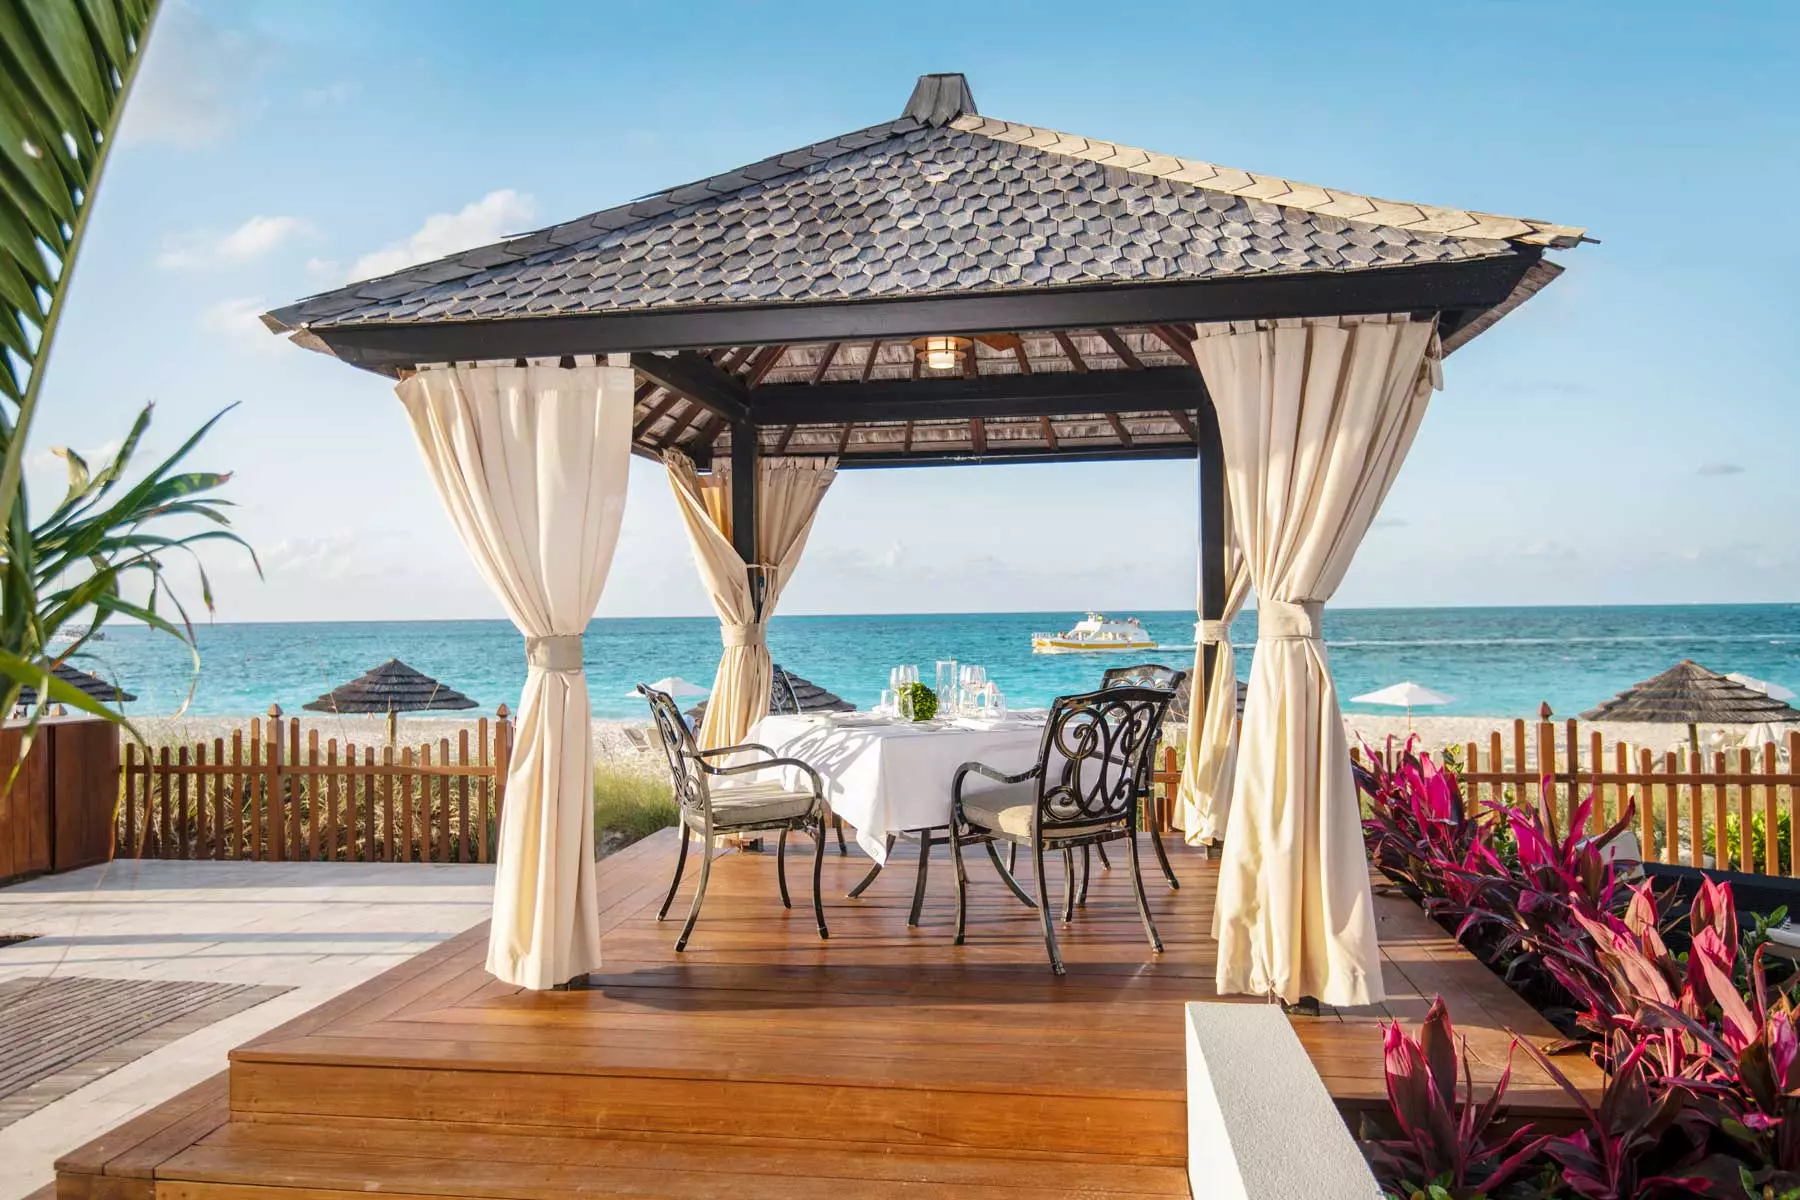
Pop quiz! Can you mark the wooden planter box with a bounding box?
[0,716,121,884]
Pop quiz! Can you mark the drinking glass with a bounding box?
[900,664,919,685]
[896,687,915,722]
[935,659,959,709]
[878,688,897,716]
[986,684,1006,720]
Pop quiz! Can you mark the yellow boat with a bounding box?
[1031,613,1158,655]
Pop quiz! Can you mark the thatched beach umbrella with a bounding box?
[686,664,852,726]
[1582,659,1800,763]
[15,662,136,710]
[305,659,476,743]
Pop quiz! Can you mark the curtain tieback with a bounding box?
[525,634,584,671]
[1196,619,1231,645]
[1257,600,1323,641]
[721,623,766,649]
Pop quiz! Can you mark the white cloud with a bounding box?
[1696,462,1746,477]
[158,215,313,270]
[120,3,270,149]
[349,190,537,280]
[252,533,369,582]
[198,297,285,355]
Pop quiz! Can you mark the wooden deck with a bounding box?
[56,829,1601,1199]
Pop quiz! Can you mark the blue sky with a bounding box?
[30,0,1800,623]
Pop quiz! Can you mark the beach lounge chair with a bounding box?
[948,685,1174,974]
[639,683,833,951]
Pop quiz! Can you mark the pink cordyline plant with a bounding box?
[1362,996,1548,1199]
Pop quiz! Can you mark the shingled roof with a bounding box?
[265,74,1582,468]
[267,76,1578,337]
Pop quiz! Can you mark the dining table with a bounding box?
[742,710,1050,864]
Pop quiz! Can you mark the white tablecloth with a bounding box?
[745,713,1047,863]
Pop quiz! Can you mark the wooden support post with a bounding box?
[1194,384,1227,751]
[730,419,759,572]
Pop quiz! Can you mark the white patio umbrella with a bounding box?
[1737,721,1799,757]
[626,676,710,700]
[1350,681,1454,728]
[1727,673,1797,703]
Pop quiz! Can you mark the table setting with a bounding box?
[743,659,1048,862]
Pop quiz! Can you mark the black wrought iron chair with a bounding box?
[949,685,1173,974]
[1094,663,1187,891]
[639,684,832,951]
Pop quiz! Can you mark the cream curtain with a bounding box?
[397,360,633,989]
[665,450,836,750]
[1194,314,1442,1007]
[1176,520,1250,845]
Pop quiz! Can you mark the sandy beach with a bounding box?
[128,710,1780,777]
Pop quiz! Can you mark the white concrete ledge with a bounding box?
[1185,1002,1382,1200]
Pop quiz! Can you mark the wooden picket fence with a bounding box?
[1362,718,1800,877]
[117,707,514,864]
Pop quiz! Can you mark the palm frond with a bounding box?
[0,0,161,533]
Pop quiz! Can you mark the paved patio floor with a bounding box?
[0,860,494,1200]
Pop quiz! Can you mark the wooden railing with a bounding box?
[1359,719,1800,877]
[118,707,513,864]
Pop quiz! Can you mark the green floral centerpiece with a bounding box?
[899,681,938,722]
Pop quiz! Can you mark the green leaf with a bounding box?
[0,0,162,539]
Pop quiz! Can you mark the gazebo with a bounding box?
[265,73,1584,1000]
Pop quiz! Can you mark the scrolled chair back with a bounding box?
[1099,662,1187,692]
[1035,686,1172,831]
[638,684,710,820]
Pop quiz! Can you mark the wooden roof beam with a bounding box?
[744,344,787,387]
[1148,324,1198,366]
[631,387,682,441]
[751,366,1203,425]
[1104,412,1135,446]
[1098,328,1145,370]
[630,351,749,424]
[860,340,883,382]
[1054,331,1089,373]
[809,342,840,385]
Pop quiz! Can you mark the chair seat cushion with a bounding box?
[960,780,1122,843]
[692,781,815,830]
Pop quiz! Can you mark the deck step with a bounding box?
[225,1054,1186,1165]
[156,1115,1192,1199]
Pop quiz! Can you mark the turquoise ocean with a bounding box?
[64,605,1800,721]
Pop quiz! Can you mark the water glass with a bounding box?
[935,659,959,708]
[878,688,897,716]
[896,687,916,722]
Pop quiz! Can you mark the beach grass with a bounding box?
[594,764,678,846]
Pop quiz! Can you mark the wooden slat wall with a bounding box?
[1356,718,1800,878]
[118,709,513,864]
